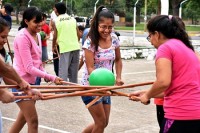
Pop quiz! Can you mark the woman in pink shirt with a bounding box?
[9,7,63,133]
[129,15,200,133]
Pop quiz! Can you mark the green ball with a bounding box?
[89,68,115,86]
[39,31,46,40]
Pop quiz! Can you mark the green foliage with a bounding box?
[125,12,133,22]
[75,0,124,17]
[184,0,200,24]
[31,0,55,14]
[115,24,200,31]
[2,0,199,25]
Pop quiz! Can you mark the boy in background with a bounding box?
[41,13,50,63]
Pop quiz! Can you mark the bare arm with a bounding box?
[134,58,171,104]
[3,77,17,85]
[146,58,171,98]
[78,55,84,70]
[84,49,95,74]
[52,21,58,53]
[0,58,22,85]
[114,47,124,85]
[76,26,81,41]
[49,19,53,31]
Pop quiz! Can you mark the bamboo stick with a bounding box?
[39,89,84,93]
[43,57,59,64]
[41,81,154,100]
[61,81,80,86]
[0,85,107,89]
[110,91,129,97]
[0,81,153,90]
[86,96,102,108]
[14,92,127,100]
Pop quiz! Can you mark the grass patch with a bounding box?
[115,24,200,32]
[115,24,145,31]
[186,26,200,31]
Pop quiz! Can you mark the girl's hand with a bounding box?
[26,89,43,100]
[115,78,124,86]
[129,90,150,105]
[54,77,63,85]
[44,78,50,83]
[18,79,31,91]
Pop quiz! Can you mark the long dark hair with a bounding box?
[147,15,193,51]
[18,6,43,31]
[0,18,9,58]
[88,5,114,51]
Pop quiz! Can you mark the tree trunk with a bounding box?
[171,0,183,16]
[157,0,161,15]
[136,8,140,23]
[15,5,19,24]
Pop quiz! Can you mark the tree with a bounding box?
[170,0,183,16]
[184,0,200,24]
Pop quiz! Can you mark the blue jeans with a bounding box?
[35,77,41,85]
[81,96,111,105]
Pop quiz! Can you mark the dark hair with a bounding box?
[54,2,66,15]
[18,6,43,30]
[0,47,6,58]
[0,17,9,33]
[88,5,114,51]
[147,15,193,51]
[42,13,47,19]
[0,18,9,58]
[78,25,85,32]
[4,3,13,15]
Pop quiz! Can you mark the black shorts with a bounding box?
[160,118,200,133]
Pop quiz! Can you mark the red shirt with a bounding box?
[154,98,164,105]
[41,24,50,47]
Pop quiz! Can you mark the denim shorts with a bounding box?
[81,96,111,105]
[12,82,36,103]
[12,88,29,103]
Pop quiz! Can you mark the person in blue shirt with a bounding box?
[0,3,13,29]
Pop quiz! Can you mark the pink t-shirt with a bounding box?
[156,39,200,120]
[13,28,56,84]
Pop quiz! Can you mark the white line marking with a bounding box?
[2,117,71,133]
[122,70,155,75]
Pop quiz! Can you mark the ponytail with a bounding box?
[147,15,193,51]
[88,5,114,51]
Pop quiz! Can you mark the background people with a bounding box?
[52,2,80,83]
[0,3,13,28]
[41,13,50,63]
[49,8,59,76]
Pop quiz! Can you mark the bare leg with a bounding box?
[82,103,111,133]
[9,110,26,133]
[9,100,38,133]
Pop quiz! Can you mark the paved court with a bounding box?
[0,59,160,133]
[2,27,199,133]
[0,29,162,133]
